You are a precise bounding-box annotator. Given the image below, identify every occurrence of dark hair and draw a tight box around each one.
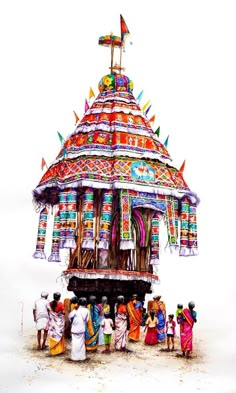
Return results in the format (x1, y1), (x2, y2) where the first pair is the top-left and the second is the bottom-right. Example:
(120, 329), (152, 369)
(117, 295), (124, 305)
(150, 310), (155, 320)
(188, 301), (195, 310)
(104, 312), (110, 318)
(168, 314), (174, 319)
(51, 292), (61, 311)
(79, 297), (87, 306)
(89, 295), (97, 304)
(177, 304), (183, 309)
(53, 292), (61, 301)
(70, 296), (78, 305)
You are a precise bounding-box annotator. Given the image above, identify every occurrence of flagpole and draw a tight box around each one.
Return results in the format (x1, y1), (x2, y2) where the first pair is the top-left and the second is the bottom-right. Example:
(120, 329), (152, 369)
(110, 39), (114, 73)
(120, 43), (123, 73)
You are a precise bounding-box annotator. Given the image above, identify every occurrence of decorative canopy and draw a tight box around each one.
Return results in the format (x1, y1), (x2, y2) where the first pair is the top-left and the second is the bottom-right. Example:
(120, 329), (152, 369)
(33, 73), (198, 207)
(32, 15), (199, 274)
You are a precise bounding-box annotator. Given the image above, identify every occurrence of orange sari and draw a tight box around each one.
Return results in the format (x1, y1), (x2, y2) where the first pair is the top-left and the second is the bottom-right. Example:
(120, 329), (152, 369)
(127, 300), (142, 341)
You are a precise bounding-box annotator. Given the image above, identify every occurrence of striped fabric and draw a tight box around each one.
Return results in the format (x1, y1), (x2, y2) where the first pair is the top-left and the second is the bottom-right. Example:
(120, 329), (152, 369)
(33, 206), (48, 259)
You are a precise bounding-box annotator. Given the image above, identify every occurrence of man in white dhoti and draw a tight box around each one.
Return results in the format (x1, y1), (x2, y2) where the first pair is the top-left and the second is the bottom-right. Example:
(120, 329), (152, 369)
(33, 291), (50, 350)
(68, 297), (89, 361)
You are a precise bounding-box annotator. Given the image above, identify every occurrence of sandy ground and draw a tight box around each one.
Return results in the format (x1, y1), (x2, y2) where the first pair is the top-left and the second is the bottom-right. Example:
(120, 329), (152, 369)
(2, 325), (235, 393)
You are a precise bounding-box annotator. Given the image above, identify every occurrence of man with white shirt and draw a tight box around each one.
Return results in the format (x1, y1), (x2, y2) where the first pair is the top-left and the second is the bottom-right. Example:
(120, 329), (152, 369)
(33, 291), (50, 350)
(68, 297), (89, 361)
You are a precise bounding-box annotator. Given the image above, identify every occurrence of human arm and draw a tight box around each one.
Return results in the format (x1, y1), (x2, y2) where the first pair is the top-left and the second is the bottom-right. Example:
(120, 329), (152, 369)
(33, 309), (36, 322)
(68, 309), (76, 323)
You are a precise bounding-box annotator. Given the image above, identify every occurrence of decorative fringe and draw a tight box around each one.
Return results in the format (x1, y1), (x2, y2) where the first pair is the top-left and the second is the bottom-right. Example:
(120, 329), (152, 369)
(63, 239), (77, 249)
(34, 180), (199, 206)
(97, 240), (109, 250)
(189, 248), (198, 256)
(82, 239), (94, 249)
(63, 269), (159, 284)
(169, 245), (179, 254)
(152, 265), (159, 275)
(48, 253), (61, 262)
(120, 240), (135, 250)
(150, 258), (160, 265)
(179, 246), (190, 256)
(32, 250), (46, 259)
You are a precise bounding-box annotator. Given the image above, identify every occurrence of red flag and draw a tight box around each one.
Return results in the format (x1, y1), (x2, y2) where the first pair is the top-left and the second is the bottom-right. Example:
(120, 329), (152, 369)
(179, 160), (186, 175)
(120, 14), (130, 42)
(41, 157), (47, 171)
(149, 114), (155, 124)
(73, 110), (80, 124)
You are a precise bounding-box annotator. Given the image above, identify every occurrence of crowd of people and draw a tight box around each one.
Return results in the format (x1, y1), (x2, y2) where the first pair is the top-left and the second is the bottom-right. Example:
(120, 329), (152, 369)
(33, 292), (197, 362)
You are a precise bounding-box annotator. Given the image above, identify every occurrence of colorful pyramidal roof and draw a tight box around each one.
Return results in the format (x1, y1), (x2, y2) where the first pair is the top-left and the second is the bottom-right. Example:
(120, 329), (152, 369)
(33, 15), (199, 271)
(33, 67), (198, 207)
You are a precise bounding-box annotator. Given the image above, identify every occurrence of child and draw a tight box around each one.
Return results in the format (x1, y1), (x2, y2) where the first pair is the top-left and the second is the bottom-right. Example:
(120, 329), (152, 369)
(176, 303), (183, 324)
(166, 314), (176, 351)
(101, 312), (113, 353)
(144, 310), (158, 345)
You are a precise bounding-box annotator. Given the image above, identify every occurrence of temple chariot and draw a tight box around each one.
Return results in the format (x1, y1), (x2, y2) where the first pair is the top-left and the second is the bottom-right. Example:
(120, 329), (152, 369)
(32, 16), (199, 308)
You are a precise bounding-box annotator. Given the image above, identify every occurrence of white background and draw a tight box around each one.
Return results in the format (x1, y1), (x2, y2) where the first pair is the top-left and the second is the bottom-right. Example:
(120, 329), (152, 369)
(0, 0), (235, 390)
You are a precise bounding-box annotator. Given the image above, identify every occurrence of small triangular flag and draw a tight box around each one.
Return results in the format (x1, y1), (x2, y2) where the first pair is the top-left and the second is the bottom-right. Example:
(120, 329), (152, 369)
(145, 105), (152, 115)
(149, 114), (155, 124)
(89, 87), (95, 99)
(179, 160), (186, 174)
(141, 100), (151, 113)
(41, 157), (47, 171)
(73, 111), (80, 124)
(164, 135), (169, 148)
(85, 99), (89, 113)
(155, 126), (160, 137)
(57, 131), (65, 145)
(136, 90), (144, 103)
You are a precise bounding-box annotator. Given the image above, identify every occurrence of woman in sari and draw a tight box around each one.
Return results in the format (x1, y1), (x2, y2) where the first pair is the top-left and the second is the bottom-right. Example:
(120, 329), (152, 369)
(85, 295), (100, 351)
(127, 294), (143, 342)
(48, 292), (65, 355)
(114, 295), (128, 351)
(153, 295), (166, 342)
(98, 296), (110, 346)
(179, 301), (197, 357)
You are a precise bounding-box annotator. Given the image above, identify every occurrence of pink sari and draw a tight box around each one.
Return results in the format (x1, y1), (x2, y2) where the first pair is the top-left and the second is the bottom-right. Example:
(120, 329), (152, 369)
(180, 308), (194, 353)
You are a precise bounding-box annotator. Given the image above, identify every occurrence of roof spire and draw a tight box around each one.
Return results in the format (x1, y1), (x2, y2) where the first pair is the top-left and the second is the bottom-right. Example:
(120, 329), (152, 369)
(98, 15), (130, 74)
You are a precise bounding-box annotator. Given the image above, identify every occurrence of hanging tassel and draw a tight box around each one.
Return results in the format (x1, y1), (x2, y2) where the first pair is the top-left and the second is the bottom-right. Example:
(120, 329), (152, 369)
(120, 190), (135, 250)
(150, 211), (160, 265)
(48, 209), (61, 262)
(63, 189), (77, 249)
(179, 197), (190, 256)
(165, 196), (179, 253)
(188, 204), (198, 256)
(59, 191), (67, 248)
(98, 190), (113, 250)
(32, 206), (48, 259)
(82, 188), (95, 249)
